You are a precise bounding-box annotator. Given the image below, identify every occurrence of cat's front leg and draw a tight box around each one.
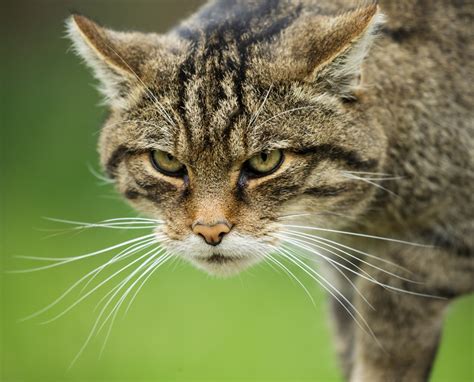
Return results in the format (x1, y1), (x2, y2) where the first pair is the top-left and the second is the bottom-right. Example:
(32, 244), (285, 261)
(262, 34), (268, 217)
(348, 248), (458, 382)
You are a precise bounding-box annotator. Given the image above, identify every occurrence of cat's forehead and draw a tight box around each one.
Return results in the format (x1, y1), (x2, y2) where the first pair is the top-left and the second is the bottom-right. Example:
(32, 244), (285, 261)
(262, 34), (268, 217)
(137, 68), (269, 165)
(121, 71), (336, 169)
(149, 0), (306, 159)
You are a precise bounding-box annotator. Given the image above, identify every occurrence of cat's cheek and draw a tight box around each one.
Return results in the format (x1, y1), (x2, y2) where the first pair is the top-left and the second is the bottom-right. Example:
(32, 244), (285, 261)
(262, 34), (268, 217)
(123, 196), (164, 219)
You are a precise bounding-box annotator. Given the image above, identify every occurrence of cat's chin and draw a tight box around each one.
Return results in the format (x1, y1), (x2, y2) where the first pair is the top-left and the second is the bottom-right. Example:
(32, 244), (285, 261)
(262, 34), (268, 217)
(187, 253), (263, 277)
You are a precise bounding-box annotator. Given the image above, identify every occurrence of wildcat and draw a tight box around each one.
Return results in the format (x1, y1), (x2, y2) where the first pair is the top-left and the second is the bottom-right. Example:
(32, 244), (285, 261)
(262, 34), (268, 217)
(66, 0), (473, 381)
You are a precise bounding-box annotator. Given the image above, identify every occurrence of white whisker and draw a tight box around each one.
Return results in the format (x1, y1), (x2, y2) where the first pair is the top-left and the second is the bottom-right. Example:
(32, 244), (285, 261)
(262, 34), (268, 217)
(101, 217), (162, 223)
(282, 229), (413, 274)
(266, 252), (315, 306)
(280, 224), (431, 247)
(123, 253), (173, 315)
(275, 246), (383, 349)
(68, 249), (167, 366)
(343, 170), (401, 178)
(275, 236), (375, 309)
(79, 238), (159, 295)
(342, 171), (399, 197)
(98, 41), (176, 128)
(44, 217), (163, 229)
(275, 234), (380, 285)
(248, 84), (273, 128)
(18, 238), (157, 323)
(87, 164), (115, 185)
(278, 211), (358, 222)
(39, 246), (160, 325)
(97, 252), (172, 357)
(254, 105), (319, 130)
(278, 230), (419, 283)
(11, 234), (157, 272)
(277, 236), (443, 299)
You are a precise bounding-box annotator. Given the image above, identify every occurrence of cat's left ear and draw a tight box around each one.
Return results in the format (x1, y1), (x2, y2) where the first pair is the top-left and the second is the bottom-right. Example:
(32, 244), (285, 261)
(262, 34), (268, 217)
(266, 4), (384, 99)
(66, 15), (160, 108)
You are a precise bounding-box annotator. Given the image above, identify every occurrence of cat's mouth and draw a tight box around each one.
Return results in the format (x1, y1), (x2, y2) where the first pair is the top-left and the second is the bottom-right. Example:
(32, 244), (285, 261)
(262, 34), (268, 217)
(195, 253), (240, 264)
(163, 234), (270, 276)
(190, 252), (260, 277)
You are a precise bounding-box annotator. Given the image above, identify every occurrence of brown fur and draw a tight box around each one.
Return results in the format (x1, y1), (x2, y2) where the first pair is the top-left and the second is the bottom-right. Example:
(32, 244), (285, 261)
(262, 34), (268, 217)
(67, 1), (473, 380)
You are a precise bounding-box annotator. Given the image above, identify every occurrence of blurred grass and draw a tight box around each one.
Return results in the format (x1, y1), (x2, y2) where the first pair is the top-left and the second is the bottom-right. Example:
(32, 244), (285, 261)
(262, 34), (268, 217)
(1, 1), (473, 381)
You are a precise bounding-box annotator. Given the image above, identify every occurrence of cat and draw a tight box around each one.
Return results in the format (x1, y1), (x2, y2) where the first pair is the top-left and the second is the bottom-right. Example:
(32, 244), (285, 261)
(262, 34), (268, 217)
(66, 0), (473, 381)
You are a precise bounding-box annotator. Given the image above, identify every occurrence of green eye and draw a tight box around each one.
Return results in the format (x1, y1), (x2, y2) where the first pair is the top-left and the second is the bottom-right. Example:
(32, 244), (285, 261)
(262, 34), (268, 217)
(247, 149), (283, 176)
(150, 150), (185, 176)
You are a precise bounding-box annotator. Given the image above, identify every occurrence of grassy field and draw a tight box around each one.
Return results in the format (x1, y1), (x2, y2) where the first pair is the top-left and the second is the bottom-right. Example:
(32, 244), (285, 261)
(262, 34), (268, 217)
(1, 1), (473, 381)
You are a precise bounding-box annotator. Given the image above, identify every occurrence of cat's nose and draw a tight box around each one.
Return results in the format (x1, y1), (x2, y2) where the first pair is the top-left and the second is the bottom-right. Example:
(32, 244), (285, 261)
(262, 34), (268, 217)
(192, 222), (231, 246)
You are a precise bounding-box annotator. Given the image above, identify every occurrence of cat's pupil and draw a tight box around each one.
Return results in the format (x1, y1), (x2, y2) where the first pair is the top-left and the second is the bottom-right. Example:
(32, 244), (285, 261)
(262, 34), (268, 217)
(167, 153), (174, 161)
(261, 152), (268, 162)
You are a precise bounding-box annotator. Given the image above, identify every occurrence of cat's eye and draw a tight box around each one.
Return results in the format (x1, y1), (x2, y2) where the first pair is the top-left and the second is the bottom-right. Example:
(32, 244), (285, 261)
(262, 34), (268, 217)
(246, 149), (283, 176)
(150, 150), (185, 177)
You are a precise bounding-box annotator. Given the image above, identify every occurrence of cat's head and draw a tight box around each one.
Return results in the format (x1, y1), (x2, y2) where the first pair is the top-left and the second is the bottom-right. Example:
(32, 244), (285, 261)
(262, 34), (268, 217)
(67, 1), (386, 276)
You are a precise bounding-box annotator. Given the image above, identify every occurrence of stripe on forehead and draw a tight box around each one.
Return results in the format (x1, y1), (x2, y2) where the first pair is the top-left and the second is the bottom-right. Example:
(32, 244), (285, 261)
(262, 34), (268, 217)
(174, 0), (303, 149)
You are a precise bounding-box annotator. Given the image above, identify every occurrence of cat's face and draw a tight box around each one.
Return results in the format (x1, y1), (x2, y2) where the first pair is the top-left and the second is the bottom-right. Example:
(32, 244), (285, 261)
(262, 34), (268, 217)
(68, 3), (386, 276)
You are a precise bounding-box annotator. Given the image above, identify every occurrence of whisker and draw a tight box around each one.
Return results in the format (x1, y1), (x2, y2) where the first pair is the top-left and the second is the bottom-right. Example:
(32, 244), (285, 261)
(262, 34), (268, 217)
(18, 236), (163, 263)
(275, 237), (375, 310)
(79, 238), (159, 295)
(11, 234), (157, 272)
(259, 253), (283, 275)
(99, 41), (176, 128)
(341, 171), (399, 197)
(44, 217), (163, 228)
(282, 229), (413, 275)
(91, 244), (167, 313)
(278, 211), (358, 222)
(97, 252), (172, 357)
(87, 163), (115, 185)
(343, 170), (401, 178)
(280, 224), (431, 247)
(278, 213), (312, 219)
(123, 253), (173, 315)
(278, 230), (419, 283)
(254, 105), (320, 130)
(39, 246), (161, 325)
(275, 246), (383, 349)
(278, 237), (443, 299)
(67, 249), (167, 367)
(248, 84), (273, 128)
(275, 233), (381, 286)
(18, 238), (158, 323)
(101, 217), (162, 223)
(266, 252), (316, 306)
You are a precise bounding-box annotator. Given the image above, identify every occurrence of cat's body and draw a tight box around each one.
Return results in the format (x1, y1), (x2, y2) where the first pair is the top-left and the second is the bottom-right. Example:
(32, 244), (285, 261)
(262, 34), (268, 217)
(68, 1), (473, 381)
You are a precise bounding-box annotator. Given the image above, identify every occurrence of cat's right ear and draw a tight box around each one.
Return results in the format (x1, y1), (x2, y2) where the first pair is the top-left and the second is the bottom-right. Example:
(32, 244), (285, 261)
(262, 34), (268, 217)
(263, 4), (384, 100)
(66, 15), (154, 109)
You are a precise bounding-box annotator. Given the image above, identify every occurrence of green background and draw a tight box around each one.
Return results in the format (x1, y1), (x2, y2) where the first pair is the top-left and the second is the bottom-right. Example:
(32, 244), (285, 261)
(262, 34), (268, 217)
(1, 1), (473, 381)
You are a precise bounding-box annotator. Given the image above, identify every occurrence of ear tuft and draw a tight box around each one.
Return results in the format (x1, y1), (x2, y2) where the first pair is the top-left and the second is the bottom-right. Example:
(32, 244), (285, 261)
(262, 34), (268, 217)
(66, 14), (143, 108)
(67, 15), (135, 75)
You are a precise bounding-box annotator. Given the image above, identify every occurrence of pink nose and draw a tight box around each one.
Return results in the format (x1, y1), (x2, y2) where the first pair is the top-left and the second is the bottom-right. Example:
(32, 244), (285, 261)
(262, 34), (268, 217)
(192, 222), (231, 246)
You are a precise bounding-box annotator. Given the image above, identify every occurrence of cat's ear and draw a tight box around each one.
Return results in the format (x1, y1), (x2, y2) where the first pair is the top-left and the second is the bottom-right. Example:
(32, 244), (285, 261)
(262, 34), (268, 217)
(66, 15), (153, 108)
(268, 4), (384, 99)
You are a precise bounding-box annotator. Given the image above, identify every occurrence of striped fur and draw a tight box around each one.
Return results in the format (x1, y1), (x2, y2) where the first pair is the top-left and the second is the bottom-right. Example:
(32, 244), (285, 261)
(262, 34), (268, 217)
(68, 1), (473, 381)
